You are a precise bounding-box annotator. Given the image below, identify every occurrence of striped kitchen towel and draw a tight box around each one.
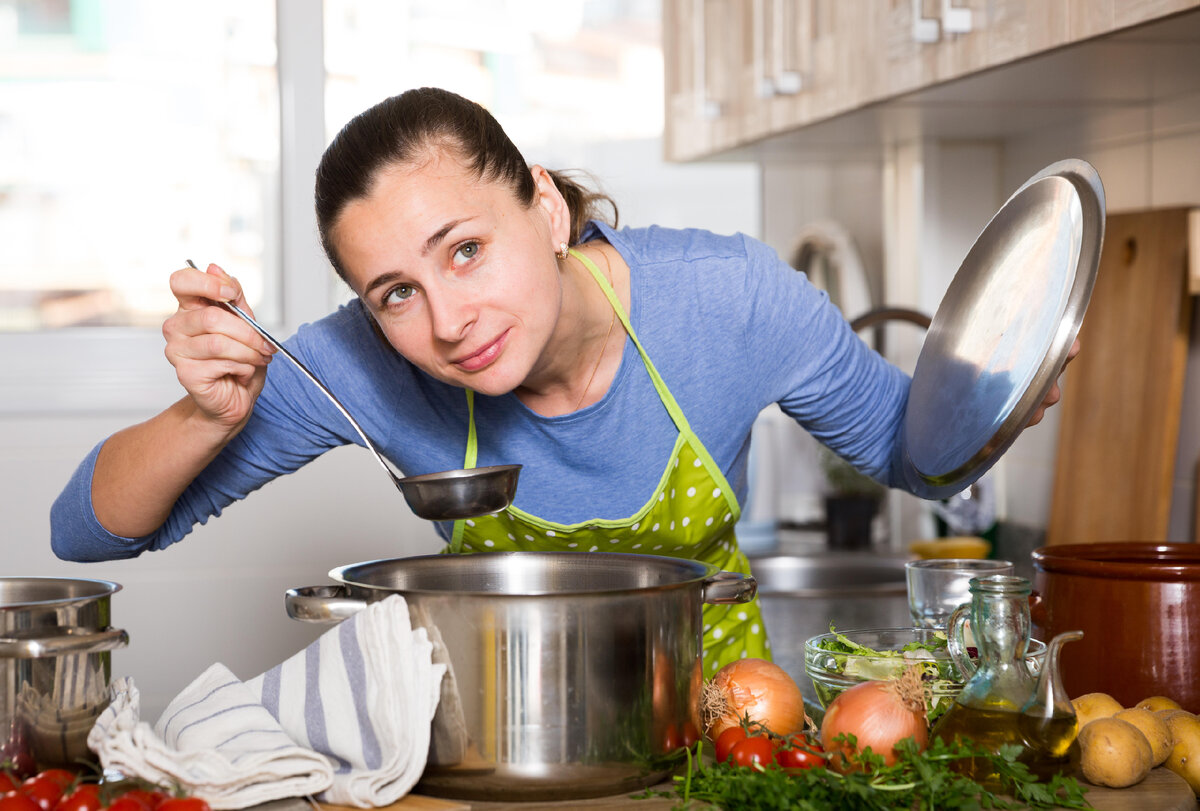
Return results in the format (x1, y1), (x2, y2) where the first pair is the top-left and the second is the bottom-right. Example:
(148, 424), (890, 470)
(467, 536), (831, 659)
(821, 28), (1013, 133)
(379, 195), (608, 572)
(88, 595), (446, 809)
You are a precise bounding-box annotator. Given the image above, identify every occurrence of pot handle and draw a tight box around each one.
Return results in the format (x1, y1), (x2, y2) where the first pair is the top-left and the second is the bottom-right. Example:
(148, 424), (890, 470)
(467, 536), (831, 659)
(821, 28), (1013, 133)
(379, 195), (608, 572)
(286, 585), (368, 623)
(0, 627), (129, 659)
(702, 572), (757, 604)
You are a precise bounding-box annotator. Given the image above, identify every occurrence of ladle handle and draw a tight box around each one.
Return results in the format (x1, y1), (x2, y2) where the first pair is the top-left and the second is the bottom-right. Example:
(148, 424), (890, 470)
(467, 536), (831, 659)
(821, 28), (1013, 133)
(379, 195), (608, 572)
(185, 260), (396, 479)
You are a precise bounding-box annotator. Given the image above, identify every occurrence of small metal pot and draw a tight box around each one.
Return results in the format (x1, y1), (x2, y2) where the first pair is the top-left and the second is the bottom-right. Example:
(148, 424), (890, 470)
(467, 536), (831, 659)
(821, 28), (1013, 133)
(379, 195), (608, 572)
(286, 552), (755, 802)
(0, 577), (129, 772)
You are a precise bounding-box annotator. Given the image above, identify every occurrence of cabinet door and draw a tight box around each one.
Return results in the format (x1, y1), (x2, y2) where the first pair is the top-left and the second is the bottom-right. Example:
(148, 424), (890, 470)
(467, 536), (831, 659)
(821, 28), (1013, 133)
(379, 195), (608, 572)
(664, 0), (1200, 161)
(664, 0), (747, 161)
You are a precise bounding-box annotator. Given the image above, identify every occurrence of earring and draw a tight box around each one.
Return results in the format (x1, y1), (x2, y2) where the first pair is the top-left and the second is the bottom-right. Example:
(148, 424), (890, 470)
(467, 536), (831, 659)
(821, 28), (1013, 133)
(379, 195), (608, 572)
(556, 242), (569, 260)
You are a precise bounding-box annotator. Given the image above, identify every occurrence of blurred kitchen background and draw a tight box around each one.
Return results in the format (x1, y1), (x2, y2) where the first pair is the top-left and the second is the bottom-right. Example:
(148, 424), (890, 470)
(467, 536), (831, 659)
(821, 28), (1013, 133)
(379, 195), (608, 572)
(1, 0), (1198, 719)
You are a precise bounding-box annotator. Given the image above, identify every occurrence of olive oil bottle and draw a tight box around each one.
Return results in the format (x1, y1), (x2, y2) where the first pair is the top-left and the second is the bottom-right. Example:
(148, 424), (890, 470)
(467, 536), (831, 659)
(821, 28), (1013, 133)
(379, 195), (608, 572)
(934, 702), (1079, 785)
(931, 575), (1084, 788)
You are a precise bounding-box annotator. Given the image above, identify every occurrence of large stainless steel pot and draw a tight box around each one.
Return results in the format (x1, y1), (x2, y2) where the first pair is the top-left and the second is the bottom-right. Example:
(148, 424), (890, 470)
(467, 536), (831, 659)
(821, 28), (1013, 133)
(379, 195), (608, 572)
(0, 577), (129, 772)
(285, 552), (755, 802)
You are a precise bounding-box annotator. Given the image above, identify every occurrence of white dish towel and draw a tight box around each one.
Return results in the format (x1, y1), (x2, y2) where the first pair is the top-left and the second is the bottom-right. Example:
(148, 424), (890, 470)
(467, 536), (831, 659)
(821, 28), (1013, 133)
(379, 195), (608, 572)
(87, 595), (446, 809)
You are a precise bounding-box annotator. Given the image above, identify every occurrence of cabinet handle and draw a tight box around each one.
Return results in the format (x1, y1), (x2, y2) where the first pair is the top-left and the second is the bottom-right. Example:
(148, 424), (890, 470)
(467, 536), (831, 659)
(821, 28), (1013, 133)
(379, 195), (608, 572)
(755, 0), (805, 98)
(941, 0), (973, 34)
(692, 0), (722, 119)
(770, 0), (805, 94)
(912, 0), (974, 43)
(911, 0), (940, 43)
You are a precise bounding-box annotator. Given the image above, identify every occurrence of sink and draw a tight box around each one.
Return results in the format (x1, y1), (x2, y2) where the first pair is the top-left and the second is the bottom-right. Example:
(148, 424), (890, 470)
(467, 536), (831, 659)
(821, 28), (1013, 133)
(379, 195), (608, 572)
(748, 554), (911, 708)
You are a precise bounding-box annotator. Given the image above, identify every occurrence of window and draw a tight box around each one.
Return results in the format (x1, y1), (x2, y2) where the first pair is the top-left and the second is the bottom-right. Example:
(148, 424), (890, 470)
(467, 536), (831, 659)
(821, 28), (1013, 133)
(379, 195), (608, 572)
(0, 0), (280, 331)
(2, 0), (754, 413)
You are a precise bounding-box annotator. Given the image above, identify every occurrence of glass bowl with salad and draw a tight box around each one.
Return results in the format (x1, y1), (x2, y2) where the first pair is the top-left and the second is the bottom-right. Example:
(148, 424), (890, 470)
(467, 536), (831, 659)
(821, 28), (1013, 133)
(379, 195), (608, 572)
(803, 627), (1047, 722)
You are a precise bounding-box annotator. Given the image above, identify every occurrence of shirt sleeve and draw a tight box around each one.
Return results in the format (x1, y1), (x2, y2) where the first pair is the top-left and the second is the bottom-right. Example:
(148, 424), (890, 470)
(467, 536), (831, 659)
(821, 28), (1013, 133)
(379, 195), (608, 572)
(50, 441), (155, 561)
(736, 234), (911, 487)
(49, 309), (376, 562)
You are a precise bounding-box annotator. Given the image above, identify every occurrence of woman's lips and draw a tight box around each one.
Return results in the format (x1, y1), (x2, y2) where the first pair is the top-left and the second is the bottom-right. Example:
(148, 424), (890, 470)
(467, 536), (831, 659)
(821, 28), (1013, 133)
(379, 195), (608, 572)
(453, 329), (509, 372)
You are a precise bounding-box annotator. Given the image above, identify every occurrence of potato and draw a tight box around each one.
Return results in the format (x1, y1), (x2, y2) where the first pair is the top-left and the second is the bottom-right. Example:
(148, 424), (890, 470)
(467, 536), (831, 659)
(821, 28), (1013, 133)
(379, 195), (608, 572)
(1136, 695), (1183, 713)
(1114, 707), (1173, 766)
(1072, 692), (1123, 729)
(1157, 709), (1197, 727)
(1077, 717), (1153, 788)
(1164, 712), (1200, 796)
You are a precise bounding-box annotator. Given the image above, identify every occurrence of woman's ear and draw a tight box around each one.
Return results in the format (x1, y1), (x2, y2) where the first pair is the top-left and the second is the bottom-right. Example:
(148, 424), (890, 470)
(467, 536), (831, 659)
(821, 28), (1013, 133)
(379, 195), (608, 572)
(530, 164), (571, 252)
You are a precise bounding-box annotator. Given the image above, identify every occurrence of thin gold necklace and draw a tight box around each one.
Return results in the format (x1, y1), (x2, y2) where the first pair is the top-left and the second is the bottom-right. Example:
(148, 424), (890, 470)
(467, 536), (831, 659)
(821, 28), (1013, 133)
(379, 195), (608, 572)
(574, 248), (617, 412)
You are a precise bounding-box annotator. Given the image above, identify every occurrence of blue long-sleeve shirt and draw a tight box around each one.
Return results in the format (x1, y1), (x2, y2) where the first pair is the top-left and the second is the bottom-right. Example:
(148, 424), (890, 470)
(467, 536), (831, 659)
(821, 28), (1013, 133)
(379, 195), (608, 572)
(51, 223), (911, 562)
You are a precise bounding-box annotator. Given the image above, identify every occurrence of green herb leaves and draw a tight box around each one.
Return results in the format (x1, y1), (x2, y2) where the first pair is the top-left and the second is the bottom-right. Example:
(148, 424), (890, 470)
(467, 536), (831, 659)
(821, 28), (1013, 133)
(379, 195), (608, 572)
(650, 736), (1090, 810)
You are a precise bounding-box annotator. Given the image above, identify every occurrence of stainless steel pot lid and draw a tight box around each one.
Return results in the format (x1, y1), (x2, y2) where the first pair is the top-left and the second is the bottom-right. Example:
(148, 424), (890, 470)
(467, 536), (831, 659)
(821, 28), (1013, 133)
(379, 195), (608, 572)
(899, 159), (1105, 498)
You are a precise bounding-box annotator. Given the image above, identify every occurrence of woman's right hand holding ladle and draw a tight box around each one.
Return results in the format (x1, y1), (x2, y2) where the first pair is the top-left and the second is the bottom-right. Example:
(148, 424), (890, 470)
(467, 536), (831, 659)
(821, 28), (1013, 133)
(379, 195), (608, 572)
(164, 261), (275, 436)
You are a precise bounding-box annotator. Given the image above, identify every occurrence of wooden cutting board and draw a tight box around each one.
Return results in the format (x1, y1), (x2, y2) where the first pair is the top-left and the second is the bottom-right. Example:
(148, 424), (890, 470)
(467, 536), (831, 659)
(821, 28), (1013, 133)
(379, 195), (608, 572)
(1047, 208), (1196, 545)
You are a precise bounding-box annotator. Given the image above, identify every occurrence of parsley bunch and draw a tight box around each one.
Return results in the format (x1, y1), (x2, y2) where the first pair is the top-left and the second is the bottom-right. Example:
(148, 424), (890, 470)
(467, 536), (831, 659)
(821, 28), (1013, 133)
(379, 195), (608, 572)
(651, 737), (1091, 810)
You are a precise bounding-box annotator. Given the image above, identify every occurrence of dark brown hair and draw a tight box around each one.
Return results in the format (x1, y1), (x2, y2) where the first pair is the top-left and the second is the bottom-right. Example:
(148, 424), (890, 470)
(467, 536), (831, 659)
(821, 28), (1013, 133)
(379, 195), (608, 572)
(315, 87), (617, 279)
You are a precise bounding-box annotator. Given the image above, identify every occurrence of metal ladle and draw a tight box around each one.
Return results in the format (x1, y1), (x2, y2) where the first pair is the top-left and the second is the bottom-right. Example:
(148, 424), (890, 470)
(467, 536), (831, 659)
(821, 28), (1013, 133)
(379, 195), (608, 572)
(185, 260), (520, 521)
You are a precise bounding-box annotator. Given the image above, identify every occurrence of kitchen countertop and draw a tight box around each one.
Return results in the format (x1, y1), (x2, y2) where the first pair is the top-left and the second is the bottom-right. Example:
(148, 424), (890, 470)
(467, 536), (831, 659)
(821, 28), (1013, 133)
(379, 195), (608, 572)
(263, 766), (1197, 810)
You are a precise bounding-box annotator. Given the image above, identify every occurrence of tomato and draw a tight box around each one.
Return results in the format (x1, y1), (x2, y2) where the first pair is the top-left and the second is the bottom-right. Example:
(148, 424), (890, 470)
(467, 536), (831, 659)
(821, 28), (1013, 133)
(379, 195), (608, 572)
(33, 775), (71, 793)
(659, 723), (682, 753)
(20, 773), (71, 811)
(730, 735), (775, 768)
(680, 721), (701, 749)
(0, 793), (42, 811)
(0, 775), (17, 794)
(0, 753), (35, 781)
(105, 797), (150, 811)
(157, 798), (211, 811)
(713, 726), (747, 764)
(53, 784), (100, 811)
(774, 739), (823, 771)
(117, 791), (166, 811)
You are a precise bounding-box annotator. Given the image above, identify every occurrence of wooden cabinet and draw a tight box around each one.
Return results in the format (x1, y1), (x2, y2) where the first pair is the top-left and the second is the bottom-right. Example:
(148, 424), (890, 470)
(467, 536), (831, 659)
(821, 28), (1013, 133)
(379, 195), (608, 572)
(664, 0), (1200, 161)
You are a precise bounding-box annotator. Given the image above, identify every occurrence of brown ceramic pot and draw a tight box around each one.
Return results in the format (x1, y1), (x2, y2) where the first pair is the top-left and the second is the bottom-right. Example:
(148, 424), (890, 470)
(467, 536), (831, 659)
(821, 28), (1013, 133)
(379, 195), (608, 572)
(1031, 543), (1200, 713)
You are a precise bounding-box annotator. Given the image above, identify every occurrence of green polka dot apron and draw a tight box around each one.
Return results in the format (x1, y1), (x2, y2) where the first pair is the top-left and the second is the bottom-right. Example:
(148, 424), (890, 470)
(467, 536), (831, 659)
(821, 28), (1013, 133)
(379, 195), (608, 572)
(446, 248), (770, 675)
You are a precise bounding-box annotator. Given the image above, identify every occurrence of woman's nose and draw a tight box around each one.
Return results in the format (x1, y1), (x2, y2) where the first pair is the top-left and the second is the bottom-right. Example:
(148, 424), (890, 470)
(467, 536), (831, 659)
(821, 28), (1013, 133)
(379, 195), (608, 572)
(426, 287), (477, 343)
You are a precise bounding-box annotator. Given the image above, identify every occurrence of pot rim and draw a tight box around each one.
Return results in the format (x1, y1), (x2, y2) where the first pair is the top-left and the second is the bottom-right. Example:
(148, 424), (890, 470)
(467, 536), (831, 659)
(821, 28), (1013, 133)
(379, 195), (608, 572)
(1032, 543), (1200, 582)
(329, 551), (723, 597)
(0, 576), (122, 609)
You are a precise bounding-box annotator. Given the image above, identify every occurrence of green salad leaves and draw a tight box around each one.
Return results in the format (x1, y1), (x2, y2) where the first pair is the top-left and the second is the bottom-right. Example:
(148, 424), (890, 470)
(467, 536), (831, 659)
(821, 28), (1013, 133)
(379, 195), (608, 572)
(812, 628), (963, 722)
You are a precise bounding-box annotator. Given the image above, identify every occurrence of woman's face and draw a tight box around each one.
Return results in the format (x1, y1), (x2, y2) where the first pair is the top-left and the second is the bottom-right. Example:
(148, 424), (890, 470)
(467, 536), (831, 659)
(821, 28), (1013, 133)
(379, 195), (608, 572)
(332, 150), (569, 396)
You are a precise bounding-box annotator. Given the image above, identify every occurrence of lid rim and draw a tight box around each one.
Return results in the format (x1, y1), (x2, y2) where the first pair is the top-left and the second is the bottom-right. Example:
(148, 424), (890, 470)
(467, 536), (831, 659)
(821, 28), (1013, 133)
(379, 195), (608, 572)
(901, 159), (1105, 499)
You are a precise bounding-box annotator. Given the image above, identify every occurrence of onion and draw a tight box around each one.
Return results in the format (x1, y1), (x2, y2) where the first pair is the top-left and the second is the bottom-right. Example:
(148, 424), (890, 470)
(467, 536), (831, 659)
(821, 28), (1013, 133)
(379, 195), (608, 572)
(819, 665), (929, 769)
(698, 658), (806, 740)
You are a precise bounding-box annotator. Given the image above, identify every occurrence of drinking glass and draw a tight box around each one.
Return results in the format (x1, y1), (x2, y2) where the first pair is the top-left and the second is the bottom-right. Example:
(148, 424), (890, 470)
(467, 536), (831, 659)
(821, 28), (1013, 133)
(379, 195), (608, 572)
(905, 558), (1014, 629)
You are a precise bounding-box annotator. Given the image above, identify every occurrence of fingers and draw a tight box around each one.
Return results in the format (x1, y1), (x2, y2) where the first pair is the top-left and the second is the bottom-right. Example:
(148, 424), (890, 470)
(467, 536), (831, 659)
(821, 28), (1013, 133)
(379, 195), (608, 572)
(1066, 337), (1082, 362)
(164, 311), (274, 370)
(167, 264), (273, 354)
(170, 263), (240, 310)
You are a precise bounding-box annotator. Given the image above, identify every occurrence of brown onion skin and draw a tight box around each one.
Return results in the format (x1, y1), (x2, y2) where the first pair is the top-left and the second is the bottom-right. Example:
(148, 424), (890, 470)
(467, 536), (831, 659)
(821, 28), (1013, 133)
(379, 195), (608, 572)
(819, 679), (929, 770)
(700, 658), (806, 741)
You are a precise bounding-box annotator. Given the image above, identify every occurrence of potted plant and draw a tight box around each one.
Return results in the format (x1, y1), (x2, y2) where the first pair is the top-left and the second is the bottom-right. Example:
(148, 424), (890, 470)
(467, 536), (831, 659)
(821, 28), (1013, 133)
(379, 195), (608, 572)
(819, 448), (885, 550)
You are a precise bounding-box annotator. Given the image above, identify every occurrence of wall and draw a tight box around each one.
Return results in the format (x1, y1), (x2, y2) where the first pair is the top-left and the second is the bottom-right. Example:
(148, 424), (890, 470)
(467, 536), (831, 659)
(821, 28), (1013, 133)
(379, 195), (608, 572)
(1000, 105), (1200, 542)
(0, 137), (760, 722)
(756, 90), (1200, 547)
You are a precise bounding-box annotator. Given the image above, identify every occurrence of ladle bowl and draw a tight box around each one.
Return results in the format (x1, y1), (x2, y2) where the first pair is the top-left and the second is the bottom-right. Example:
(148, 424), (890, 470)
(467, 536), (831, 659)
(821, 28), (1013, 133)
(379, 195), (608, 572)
(185, 260), (521, 521)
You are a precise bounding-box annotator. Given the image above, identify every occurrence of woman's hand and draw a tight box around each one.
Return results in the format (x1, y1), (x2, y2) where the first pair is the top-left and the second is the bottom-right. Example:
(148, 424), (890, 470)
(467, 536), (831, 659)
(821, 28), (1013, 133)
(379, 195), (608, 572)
(1025, 338), (1081, 427)
(162, 262), (275, 433)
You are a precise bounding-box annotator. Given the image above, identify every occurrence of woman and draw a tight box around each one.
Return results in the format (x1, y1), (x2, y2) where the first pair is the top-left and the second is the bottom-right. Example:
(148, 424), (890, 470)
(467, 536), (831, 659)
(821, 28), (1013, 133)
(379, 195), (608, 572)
(51, 87), (1068, 673)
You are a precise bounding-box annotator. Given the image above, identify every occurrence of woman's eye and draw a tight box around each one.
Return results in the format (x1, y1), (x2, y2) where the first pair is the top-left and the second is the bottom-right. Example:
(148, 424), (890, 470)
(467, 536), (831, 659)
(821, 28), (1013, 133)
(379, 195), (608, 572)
(453, 242), (479, 263)
(383, 284), (416, 305)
